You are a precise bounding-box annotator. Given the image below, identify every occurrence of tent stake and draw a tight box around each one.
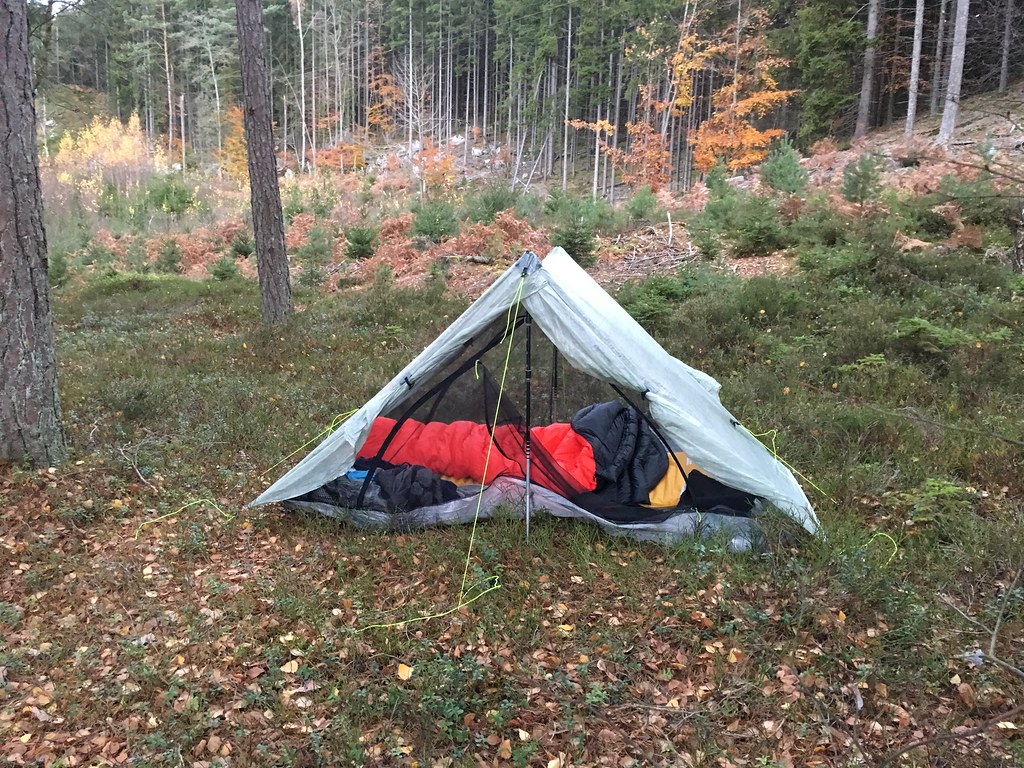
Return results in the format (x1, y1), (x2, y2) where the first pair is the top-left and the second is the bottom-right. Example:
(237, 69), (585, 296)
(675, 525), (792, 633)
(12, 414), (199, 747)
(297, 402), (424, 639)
(524, 312), (533, 543)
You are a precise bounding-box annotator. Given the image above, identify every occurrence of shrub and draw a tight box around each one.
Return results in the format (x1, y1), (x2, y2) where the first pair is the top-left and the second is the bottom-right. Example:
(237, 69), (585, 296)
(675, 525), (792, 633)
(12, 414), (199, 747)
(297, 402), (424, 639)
(885, 193), (956, 240)
(210, 254), (241, 281)
(295, 224), (334, 286)
(731, 196), (789, 257)
(618, 273), (706, 328)
(145, 174), (195, 216)
(759, 138), (808, 195)
(791, 194), (851, 247)
(282, 184), (305, 222)
(551, 216), (596, 268)
(344, 225), (378, 260)
(411, 199), (459, 244)
(692, 188), (788, 258)
(123, 238), (151, 273)
(48, 249), (70, 287)
(689, 223), (722, 259)
(841, 153), (884, 204)
(625, 185), (661, 222)
(156, 239), (183, 274)
(464, 183), (521, 224)
(938, 174), (1019, 228)
(230, 230), (255, 259)
(545, 190), (625, 234)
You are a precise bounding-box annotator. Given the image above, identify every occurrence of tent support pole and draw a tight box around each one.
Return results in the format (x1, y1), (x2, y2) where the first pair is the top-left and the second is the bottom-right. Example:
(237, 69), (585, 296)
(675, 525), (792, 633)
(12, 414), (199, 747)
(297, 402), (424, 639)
(524, 312), (533, 543)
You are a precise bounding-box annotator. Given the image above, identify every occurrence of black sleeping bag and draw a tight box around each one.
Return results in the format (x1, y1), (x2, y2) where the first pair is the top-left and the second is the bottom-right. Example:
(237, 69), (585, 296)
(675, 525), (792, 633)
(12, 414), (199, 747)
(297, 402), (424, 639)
(570, 401), (669, 505)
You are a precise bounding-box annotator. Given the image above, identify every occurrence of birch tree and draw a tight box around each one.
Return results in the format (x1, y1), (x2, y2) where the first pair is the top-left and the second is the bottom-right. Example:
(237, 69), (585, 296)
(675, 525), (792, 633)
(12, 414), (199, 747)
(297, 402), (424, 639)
(904, 0), (925, 138)
(937, 0), (970, 145)
(854, 0), (881, 140)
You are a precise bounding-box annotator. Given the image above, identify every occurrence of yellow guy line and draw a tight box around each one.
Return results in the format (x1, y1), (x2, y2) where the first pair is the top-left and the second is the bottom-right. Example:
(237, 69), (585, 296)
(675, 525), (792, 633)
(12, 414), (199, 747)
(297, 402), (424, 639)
(743, 427), (832, 501)
(262, 409), (358, 477)
(358, 275), (528, 632)
(133, 498), (234, 539)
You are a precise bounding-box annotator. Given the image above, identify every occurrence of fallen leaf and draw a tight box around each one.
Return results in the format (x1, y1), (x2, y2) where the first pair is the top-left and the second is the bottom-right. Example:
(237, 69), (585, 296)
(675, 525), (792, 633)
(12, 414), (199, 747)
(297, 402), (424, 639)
(957, 682), (975, 709)
(497, 739), (512, 759)
(397, 663), (414, 681)
(279, 660), (299, 674)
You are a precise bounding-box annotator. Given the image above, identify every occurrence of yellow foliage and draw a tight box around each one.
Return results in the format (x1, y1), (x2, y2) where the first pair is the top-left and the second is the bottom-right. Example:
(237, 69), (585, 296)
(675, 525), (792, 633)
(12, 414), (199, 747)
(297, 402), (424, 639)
(48, 113), (166, 211)
(219, 105), (249, 186)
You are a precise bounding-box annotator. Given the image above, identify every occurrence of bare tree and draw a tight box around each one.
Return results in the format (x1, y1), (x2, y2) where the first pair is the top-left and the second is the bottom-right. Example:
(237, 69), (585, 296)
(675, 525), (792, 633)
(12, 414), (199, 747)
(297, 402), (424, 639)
(930, 0), (949, 115)
(904, 0), (925, 137)
(235, 0), (293, 325)
(937, 0), (970, 145)
(999, 0), (1014, 92)
(854, 0), (881, 140)
(0, 0), (68, 467)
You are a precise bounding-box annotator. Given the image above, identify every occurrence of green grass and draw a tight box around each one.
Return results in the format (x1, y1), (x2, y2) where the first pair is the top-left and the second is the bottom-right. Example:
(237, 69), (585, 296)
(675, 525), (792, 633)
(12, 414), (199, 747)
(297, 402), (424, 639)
(1, 242), (1022, 766)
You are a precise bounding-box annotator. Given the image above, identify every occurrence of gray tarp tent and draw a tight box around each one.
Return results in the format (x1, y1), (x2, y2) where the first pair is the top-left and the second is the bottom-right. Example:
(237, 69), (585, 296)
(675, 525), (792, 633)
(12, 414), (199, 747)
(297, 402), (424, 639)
(252, 248), (818, 548)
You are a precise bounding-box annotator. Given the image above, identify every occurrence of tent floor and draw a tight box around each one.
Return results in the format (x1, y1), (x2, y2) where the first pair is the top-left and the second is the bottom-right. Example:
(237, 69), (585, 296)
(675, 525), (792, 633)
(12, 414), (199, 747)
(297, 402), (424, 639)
(284, 477), (759, 550)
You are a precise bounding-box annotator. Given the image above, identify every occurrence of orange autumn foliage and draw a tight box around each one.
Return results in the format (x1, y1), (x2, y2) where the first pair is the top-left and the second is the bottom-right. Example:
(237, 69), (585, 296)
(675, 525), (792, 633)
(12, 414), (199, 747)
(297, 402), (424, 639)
(413, 138), (456, 192)
(367, 48), (404, 137)
(569, 109), (669, 192)
(690, 12), (796, 172)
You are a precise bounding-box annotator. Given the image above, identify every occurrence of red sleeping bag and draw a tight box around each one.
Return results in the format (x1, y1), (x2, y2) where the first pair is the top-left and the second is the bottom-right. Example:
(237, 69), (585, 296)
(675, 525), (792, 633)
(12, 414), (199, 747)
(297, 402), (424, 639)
(357, 417), (597, 493)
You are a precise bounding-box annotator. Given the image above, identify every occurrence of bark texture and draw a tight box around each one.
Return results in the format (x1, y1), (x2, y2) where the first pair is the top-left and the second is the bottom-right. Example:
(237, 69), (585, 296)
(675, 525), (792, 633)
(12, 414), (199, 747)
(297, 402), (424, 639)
(0, 0), (68, 466)
(937, 0), (970, 145)
(904, 0), (925, 138)
(1012, 204), (1024, 275)
(854, 0), (881, 140)
(235, 0), (293, 325)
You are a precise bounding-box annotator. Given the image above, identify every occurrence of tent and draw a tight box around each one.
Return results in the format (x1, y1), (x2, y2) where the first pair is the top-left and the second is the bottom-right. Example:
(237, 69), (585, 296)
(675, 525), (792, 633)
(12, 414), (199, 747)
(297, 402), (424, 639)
(252, 248), (817, 550)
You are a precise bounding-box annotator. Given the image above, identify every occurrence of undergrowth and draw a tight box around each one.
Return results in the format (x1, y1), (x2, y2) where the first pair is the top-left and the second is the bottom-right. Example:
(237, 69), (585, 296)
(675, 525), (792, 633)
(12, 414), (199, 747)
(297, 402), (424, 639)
(2, 222), (1022, 766)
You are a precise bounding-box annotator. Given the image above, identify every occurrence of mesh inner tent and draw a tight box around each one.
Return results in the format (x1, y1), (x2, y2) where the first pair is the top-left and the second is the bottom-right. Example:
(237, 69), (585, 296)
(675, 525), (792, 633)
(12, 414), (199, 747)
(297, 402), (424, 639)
(298, 307), (754, 525)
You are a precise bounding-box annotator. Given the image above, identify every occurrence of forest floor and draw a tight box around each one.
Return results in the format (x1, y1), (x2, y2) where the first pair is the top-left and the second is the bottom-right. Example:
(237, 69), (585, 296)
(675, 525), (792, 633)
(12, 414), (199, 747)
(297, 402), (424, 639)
(2, 232), (1023, 766)
(5, 79), (1023, 767)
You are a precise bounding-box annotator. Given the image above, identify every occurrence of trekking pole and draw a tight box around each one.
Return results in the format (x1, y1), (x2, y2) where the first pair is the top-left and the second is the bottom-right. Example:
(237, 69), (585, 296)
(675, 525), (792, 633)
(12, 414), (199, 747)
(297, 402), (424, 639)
(524, 312), (533, 543)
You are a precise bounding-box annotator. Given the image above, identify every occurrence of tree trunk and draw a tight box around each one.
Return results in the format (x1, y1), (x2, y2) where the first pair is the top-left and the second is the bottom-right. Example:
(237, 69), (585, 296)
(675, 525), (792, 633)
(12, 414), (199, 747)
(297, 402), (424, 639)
(561, 6), (572, 191)
(904, 0), (925, 138)
(854, 0), (881, 140)
(161, 1), (174, 156)
(937, 0), (969, 145)
(206, 37), (223, 179)
(235, 0), (293, 325)
(931, 0), (949, 115)
(999, 0), (1014, 92)
(1011, 204), (1023, 274)
(0, 0), (68, 467)
(295, 0), (307, 170)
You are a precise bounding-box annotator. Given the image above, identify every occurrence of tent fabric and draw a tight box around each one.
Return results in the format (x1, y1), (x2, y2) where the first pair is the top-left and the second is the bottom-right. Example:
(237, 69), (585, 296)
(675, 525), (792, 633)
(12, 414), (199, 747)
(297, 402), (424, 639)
(253, 248), (818, 537)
